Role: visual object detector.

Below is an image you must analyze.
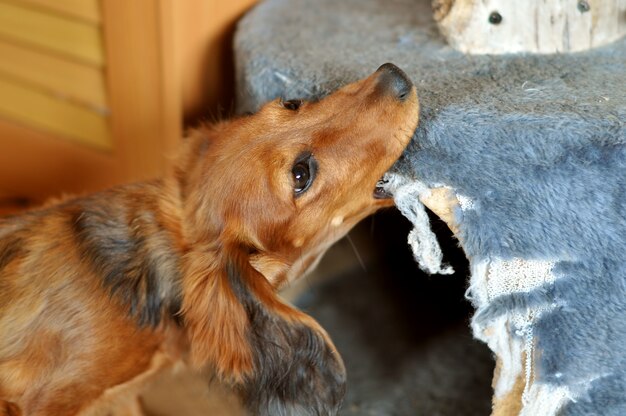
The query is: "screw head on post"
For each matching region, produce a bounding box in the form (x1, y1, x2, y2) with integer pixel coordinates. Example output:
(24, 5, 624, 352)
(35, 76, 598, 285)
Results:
(578, 1, 591, 13)
(488, 11, 503, 25)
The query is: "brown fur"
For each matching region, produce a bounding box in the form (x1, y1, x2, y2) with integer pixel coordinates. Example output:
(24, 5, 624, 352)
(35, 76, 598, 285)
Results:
(0, 65, 419, 415)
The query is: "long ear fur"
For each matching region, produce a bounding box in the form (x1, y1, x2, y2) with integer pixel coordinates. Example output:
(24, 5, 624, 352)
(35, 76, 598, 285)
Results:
(181, 245, 254, 382)
(181, 243, 346, 415)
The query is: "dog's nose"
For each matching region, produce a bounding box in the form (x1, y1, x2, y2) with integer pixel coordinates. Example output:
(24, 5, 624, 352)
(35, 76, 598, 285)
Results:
(375, 63, 413, 101)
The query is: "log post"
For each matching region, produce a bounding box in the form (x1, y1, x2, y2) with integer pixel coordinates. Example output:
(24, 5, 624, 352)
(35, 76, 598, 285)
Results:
(432, 0, 626, 54)
(419, 187, 461, 236)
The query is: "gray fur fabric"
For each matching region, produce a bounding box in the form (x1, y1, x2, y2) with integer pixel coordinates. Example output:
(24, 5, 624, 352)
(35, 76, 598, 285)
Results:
(234, 0, 626, 415)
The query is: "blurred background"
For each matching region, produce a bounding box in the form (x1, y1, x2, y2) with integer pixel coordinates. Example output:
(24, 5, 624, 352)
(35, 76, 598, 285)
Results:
(0, 1, 493, 414)
(0, 0, 256, 210)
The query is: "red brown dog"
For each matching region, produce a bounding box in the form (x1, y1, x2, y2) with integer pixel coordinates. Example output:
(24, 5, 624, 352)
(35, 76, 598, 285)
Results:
(0, 63, 418, 415)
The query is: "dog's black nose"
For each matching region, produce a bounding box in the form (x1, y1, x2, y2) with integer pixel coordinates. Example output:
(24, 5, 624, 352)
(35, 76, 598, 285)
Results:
(375, 63, 413, 101)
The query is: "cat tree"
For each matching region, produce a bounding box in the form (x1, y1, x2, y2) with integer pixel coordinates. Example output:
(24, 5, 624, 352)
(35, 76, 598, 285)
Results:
(433, 0, 625, 54)
(235, 0, 626, 414)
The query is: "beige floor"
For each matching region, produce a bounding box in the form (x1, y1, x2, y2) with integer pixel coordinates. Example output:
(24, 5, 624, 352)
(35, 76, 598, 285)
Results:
(142, 370, 245, 416)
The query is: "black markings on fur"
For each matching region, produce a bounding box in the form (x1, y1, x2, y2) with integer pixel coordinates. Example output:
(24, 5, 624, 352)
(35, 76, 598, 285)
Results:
(71, 202, 181, 327)
(168, 294, 184, 327)
(226, 260, 346, 416)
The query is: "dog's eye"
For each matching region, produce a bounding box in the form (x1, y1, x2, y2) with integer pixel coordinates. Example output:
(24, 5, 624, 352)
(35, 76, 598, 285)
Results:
(292, 153, 317, 196)
(293, 163, 309, 192)
(281, 99, 302, 111)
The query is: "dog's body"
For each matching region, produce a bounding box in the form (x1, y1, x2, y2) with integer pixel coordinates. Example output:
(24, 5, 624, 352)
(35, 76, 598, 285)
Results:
(0, 64, 419, 415)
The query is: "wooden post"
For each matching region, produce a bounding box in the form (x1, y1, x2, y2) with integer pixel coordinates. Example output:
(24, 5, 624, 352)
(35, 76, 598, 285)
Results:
(101, 0, 182, 183)
(432, 0, 626, 54)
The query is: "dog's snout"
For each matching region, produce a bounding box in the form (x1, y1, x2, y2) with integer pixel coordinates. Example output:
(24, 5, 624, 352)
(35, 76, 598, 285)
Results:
(375, 63, 413, 101)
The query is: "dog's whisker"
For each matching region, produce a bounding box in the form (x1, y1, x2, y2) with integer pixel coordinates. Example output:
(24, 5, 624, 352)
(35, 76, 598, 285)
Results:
(346, 234, 367, 273)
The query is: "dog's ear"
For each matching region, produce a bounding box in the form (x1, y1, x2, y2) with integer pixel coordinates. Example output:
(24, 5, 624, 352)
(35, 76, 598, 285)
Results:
(181, 245, 254, 382)
(228, 247, 347, 415)
(181, 243, 346, 415)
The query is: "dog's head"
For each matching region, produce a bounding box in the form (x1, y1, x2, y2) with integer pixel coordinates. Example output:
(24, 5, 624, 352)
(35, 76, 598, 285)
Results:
(178, 63, 419, 286)
(177, 64, 418, 415)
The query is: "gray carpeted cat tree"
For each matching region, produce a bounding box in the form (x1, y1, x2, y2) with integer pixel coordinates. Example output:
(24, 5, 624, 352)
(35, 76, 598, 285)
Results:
(234, 0, 626, 414)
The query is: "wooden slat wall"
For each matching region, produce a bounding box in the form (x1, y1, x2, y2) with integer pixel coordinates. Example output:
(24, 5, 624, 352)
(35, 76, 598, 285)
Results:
(0, 0, 259, 204)
(0, 40, 107, 109)
(0, 77, 110, 150)
(0, 0, 103, 65)
(15, 0, 101, 24)
(0, 0, 110, 150)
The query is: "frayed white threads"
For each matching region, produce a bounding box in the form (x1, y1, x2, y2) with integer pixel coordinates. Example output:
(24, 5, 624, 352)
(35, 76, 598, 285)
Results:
(383, 174, 454, 275)
(487, 258, 557, 300)
(476, 314, 525, 398)
(517, 311, 537, 404)
(520, 383, 572, 416)
(486, 258, 558, 403)
(457, 194, 475, 211)
(469, 257, 567, 414)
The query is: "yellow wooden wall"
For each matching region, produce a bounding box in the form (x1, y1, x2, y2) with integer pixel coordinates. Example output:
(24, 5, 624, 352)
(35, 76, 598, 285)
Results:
(0, 0, 110, 150)
(0, 0, 257, 204)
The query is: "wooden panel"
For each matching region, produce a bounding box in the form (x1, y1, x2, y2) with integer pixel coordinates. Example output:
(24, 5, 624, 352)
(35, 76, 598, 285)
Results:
(14, 0, 101, 24)
(178, 0, 258, 122)
(0, 118, 117, 200)
(0, 40, 107, 108)
(101, 0, 182, 182)
(0, 199, 31, 216)
(0, 0, 103, 65)
(0, 76, 111, 149)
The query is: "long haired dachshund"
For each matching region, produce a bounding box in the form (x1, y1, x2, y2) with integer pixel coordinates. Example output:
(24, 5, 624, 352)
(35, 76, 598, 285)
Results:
(0, 64, 418, 416)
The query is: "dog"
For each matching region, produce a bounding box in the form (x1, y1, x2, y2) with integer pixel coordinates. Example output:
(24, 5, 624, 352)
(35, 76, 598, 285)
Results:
(0, 63, 419, 416)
